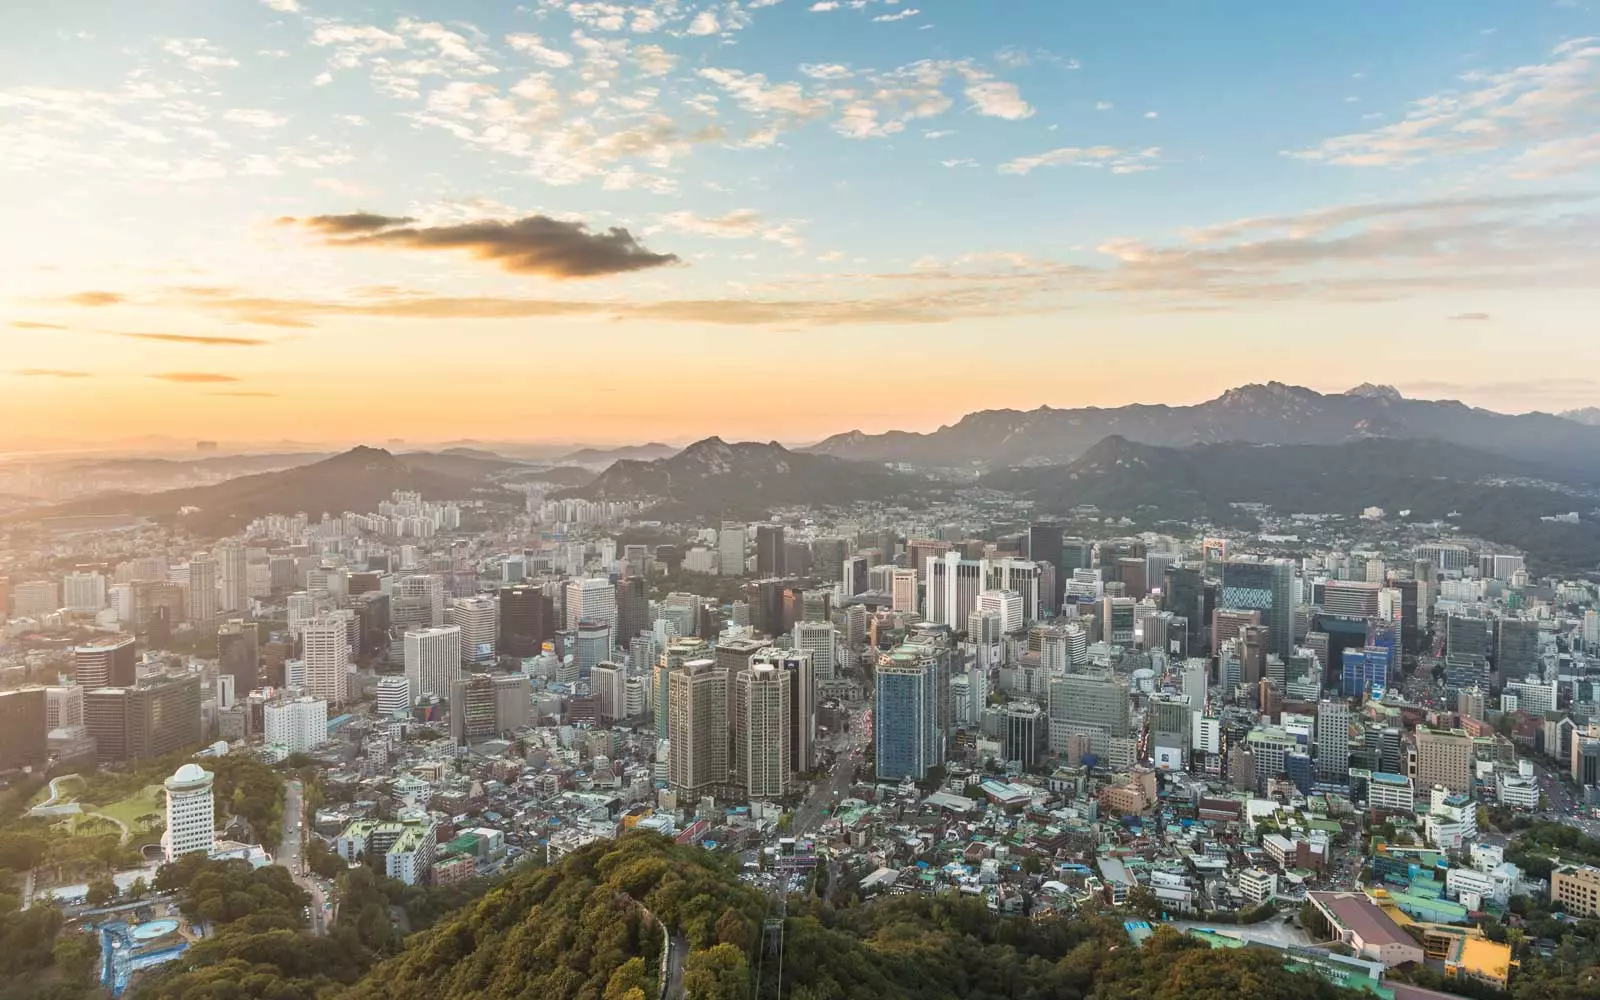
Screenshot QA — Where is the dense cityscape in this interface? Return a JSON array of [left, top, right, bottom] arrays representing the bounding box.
[[2, 432, 1600, 999]]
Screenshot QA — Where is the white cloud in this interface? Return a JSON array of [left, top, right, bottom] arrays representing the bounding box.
[[698, 66, 830, 118], [923, 129, 954, 138], [809, 1, 838, 9], [656, 208, 804, 247], [687, 10, 721, 35], [801, 63, 853, 79], [338, 114, 367, 126], [260, 0, 301, 11], [505, 33, 574, 68], [1291, 36, 1600, 167], [632, 44, 677, 76], [223, 108, 289, 128], [1095, 100, 1113, 111], [1144, 110, 1158, 118], [961, 73, 1034, 120], [873, 8, 920, 21], [999, 145, 1159, 175], [396, 18, 497, 74], [940, 157, 976, 167], [314, 177, 368, 196], [161, 38, 239, 72], [567, 2, 628, 32]]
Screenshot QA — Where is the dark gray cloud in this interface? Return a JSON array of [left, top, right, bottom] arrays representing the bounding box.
[[280, 212, 680, 278]]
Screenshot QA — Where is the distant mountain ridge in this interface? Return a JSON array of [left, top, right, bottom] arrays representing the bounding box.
[[562, 436, 915, 516], [559, 442, 680, 465], [984, 435, 1600, 573], [1561, 407, 1600, 427], [807, 382, 1600, 472], [44, 446, 509, 534]]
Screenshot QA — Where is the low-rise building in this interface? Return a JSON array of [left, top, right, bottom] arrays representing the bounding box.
[[1551, 864, 1600, 919]]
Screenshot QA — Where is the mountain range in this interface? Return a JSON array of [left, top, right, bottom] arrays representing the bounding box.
[[561, 436, 918, 517], [987, 435, 1600, 573], [43, 446, 512, 534], [558, 442, 681, 466], [808, 382, 1600, 472]]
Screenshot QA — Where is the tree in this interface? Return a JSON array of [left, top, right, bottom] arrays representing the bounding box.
[[128, 877, 148, 901], [681, 942, 750, 1000], [85, 875, 116, 908], [51, 932, 99, 987]]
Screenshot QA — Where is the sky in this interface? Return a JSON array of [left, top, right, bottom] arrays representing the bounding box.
[[2, 0, 1599, 450]]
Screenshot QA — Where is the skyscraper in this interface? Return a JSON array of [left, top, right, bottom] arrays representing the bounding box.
[[1221, 559, 1295, 658], [449, 595, 499, 664], [218, 542, 248, 613], [498, 585, 553, 657], [217, 619, 260, 693], [792, 621, 837, 682], [405, 625, 461, 703], [718, 521, 746, 576], [1496, 617, 1541, 681], [890, 568, 918, 614], [396, 575, 446, 628], [301, 615, 351, 706], [926, 552, 984, 628], [83, 675, 202, 764], [1416, 727, 1473, 796], [0, 689, 47, 769], [1028, 522, 1064, 614], [875, 648, 937, 781], [615, 576, 648, 646], [564, 577, 618, 633], [754, 647, 815, 775], [737, 663, 791, 799], [1315, 700, 1351, 781], [755, 525, 785, 578], [62, 571, 106, 611], [668, 658, 729, 797], [187, 555, 218, 623], [74, 635, 137, 689]]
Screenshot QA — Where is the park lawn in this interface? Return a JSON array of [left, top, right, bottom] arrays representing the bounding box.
[[92, 784, 165, 831], [28, 773, 85, 807]]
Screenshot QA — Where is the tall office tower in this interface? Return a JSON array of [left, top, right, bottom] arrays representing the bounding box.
[[1416, 727, 1474, 796], [264, 696, 329, 753], [718, 521, 747, 576], [1315, 700, 1352, 781], [1003, 701, 1045, 771], [1211, 608, 1261, 652], [1061, 538, 1093, 578], [1496, 617, 1541, 681], [1322, 580, 1382, 619], [753, 648, 814, 775], [987, 559, 1042, 622], [840, 555, 867, 597], [978, 589, 1024, 634], [1446, 614, 1491, 659], [572, 622, 612, 679], [800, 588, 832, 624], [1028, 522, 1064, 613], [1238, 624, 1269, 687], [187, 556, 218, 623], [668, 658, 729, 797], [1048, 672, 1130, 754], [74, 635, 137, 689], [875, 649, 937, 781], [498, 585, 553, 657], [448, 673, 530, 743], [1148, 695, 1192, 767], [926, 552, 985, 627], [63, 571, 107, 611], [0, 689, 48, 769], [404, 625, 461, 703], [217, 619, 260, 693], [449, 595, 499, 664], [564, 577, 618, 633], [1038, 625, 1070, 672], [46, 685, 83, 730], [83, 675, 202, 764], [1100, 596, 1136, 645], [162, 763, 215, 862], [755, 525, 785, 578], [736, 663, 792, 799], [301, 616, 350, 706], [906, 539, 951, 580], [792, 621, 837, 682], [218, 542, 248, 613], [1182, 659, 1209, 711], [615, 576, 648, 646], [890, 568, 918, 613], [591, 662, 626, 721], [1221, 559, 1295, 658], [1116, 557, 1149, 600], [376, 675, 413, 718], [396, 575, 446, 628], [1395, 579, 1423, 653]]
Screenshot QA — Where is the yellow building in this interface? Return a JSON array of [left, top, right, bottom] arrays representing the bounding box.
[[1550, 864, 1600, 919], [1418, 925, 1516, 990]]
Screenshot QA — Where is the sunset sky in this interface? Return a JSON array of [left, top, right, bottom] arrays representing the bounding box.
[[2, 0, 1598, 450]]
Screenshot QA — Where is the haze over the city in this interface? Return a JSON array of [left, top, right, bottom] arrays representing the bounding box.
[[2, 0, 1598, 448]]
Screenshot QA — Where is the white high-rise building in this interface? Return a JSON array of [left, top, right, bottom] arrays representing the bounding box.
[[287, 591, 316, 634], [792, 621, 837, 682], [264, 696, 329, 754], [890, 568, 918, 614], [564, 577, 617, 632], [591, 661, 626, 721], [376, 675, 413, 718], [218, 542, 248, 613], [396, 575, 446, 628], [926, 552, 985, 628], [62, 572, 107, 611], [405, 625, 461, 703], [986, 559, 1041, 623], [163, 763, 215, 862], [1584, 610, 1600, 649], [718, 521, 746, 577], [977, 589, 1024, 634], [449, 595, 499, 664], [301, 615, 350, 705], [187, 556, 218, 623], [46, 685, 84, 729]]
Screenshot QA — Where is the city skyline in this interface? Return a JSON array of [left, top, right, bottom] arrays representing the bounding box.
[[3, 0, 1599, 446]]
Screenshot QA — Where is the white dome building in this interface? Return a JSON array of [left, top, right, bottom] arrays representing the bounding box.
[[163, 763, 215, 862]]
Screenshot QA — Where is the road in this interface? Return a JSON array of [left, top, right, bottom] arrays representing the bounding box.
[[791, 703, 869, 838], [1530, 760, 1600, 838], [663, 932, 687, 1000], [275, 779, 329, 935]]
